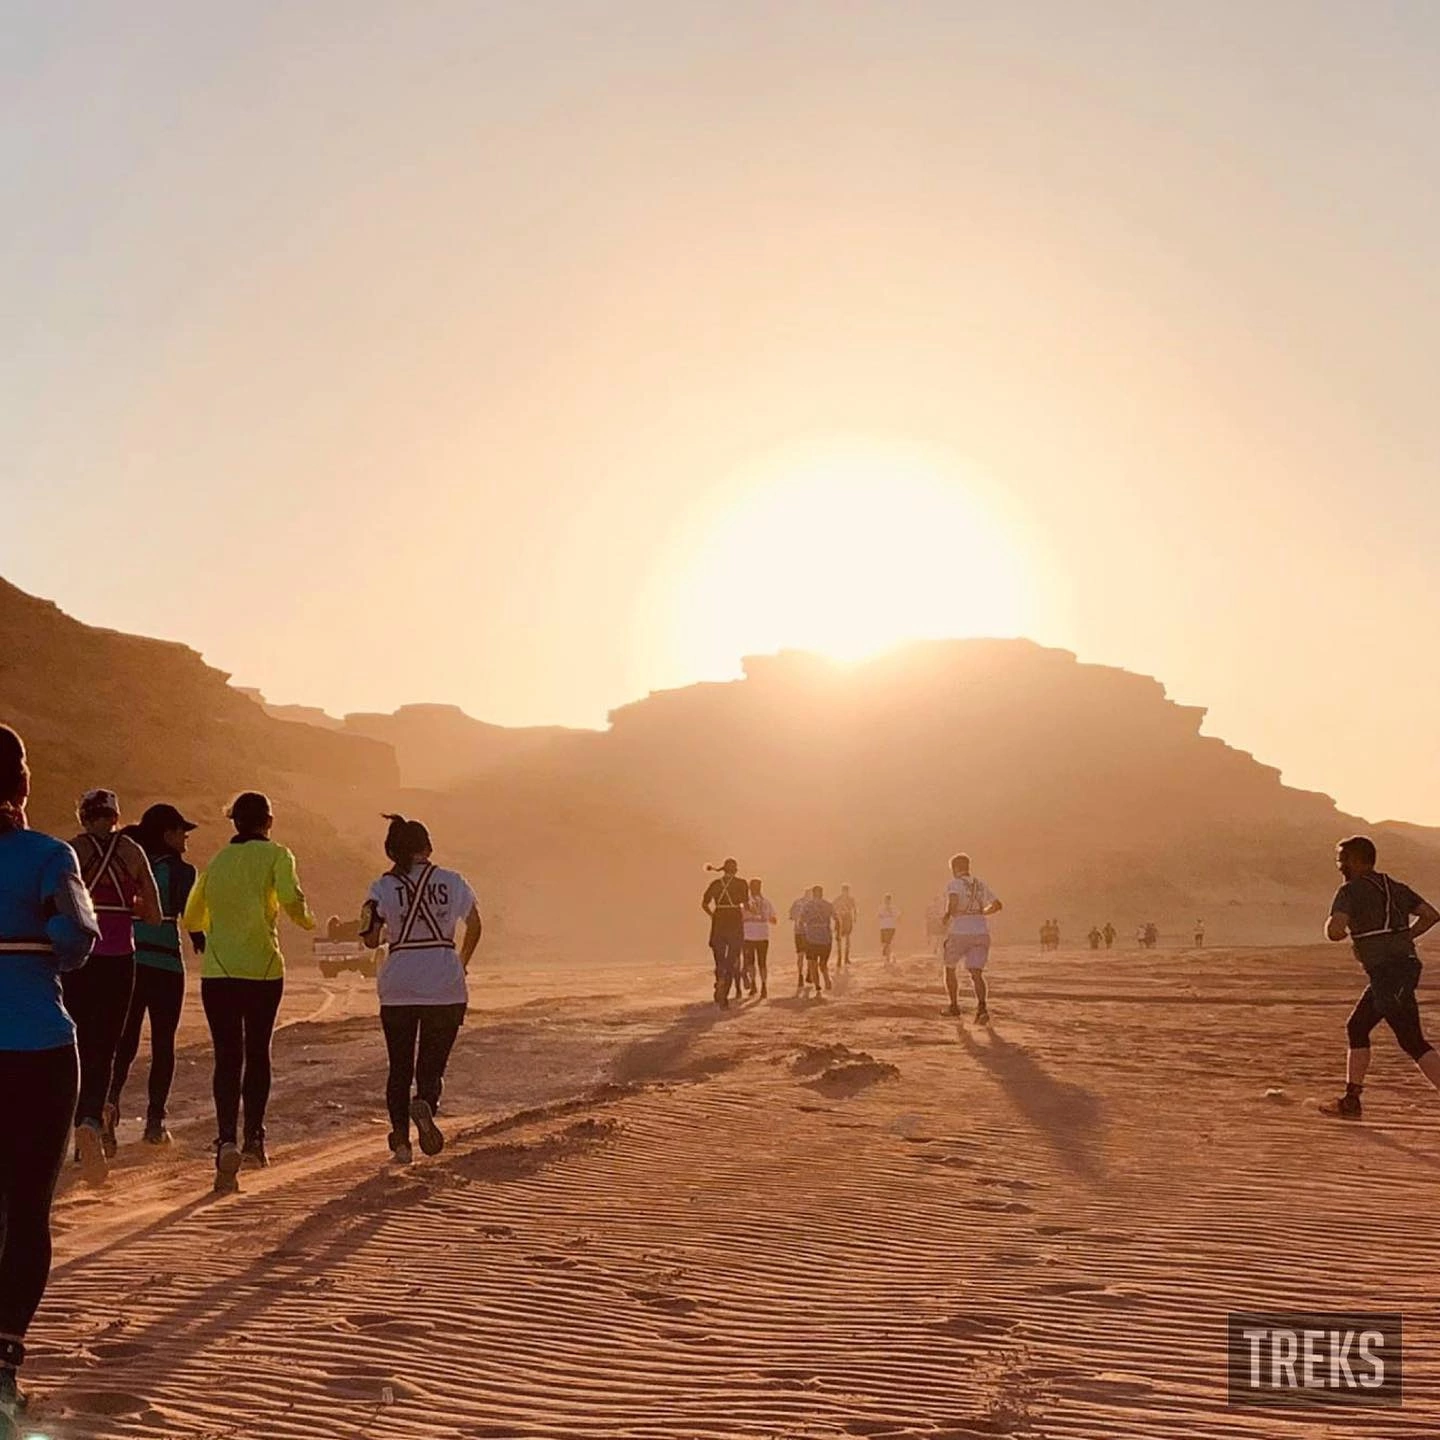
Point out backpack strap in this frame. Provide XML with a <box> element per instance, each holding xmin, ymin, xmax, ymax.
<box><xmin>81</xmin><ymin>834</ymin><xmax>130</xmax><ymax>914</ymax></box>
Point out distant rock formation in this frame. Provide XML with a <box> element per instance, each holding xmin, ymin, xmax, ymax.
<box><xmin>0</xmin><ymin>579</ymin><xmax>398</xmax><ymax>910</ymax></box>
<box><xmin>6</xmin><ymin>577</ymin><xmax>1437</xmax><ymax>956</ymax></box>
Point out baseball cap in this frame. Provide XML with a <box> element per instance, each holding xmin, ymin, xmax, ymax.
<box><xmin>79</xmin><ymin>788</ymin><xmax>120</xmax><ymax>816</ymax></box>
<box><xmin>140</xmin><ymin>802</ymin><xmax>197</xmax><ymax>833</ymax></box>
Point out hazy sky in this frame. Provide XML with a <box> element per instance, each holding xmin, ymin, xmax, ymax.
<box><xmin>4</xmin><ymin>1</ymin><xmax>1439</xmax><ymax>823</ymax></box>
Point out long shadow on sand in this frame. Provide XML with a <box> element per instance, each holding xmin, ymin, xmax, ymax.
<box><xmin>958</xmin><ymin>1026</ymin><xmax>1106</xmax><ymax>1182</ymax></box>
<box><xmin>607</xmin><ymin>1000</ymin><xmax>735</xmax><ymax>1086</ymax></box>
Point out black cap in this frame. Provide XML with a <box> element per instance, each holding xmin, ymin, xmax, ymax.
<box><xmin>141</xmin><ymin>803</ymin><xmax>197</xmax><ymax>833</ymax></box>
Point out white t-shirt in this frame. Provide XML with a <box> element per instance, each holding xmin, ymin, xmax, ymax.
<box><xmin>878</xmin><ymin>905</ymin><xmax>900</xmax><ymax>930</ymax></box>
<box><xmin>367</xmin><ymin>862</ymin><xmax>477</xmax><ymax>1007</ymax></box>
<box><xmin>743</xmin><ymin>895</ymin><xmax>777</xmax><ymax>941</ymax></box>
<box><xmin>945</xmin><ymin>874</ymin><xmax>996</xmax><ymax>936</ymax></box>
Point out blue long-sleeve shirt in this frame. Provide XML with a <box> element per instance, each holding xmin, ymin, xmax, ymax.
<box><xmin>0</xmin><ymin>827</ymin><xmax>100</xmax><ymax>1050</ymax></box>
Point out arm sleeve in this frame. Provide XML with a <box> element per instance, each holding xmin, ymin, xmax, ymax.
<box><xmin>42</xmin><ymin>844</ymin><xmax>101</xmax><ymax>970</ymax></box>
<box><xmin>182</xmin><ymin>867</ymin><xmax>210</xmax><ymax>934</ymax></box>
<box><xmin>276</xmin><ymin>847</ymin><xmax>317</xmax><ymax>931</ymax></box>
<box><xmin>1330</xmin><ymin>884</ymin><xmax>1352</xmax><ymax>916</ymax></box>
<box><xmin>1400</xmin><ymin>883</ymin><xmax>1429</xmax><ymax>916</ymax></box>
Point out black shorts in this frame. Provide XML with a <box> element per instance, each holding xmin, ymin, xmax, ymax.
<box><xmin>794</xmin><ymin>930</ymin><xmax>806</xmax><ymax>954</ymax></box>
<box><xmin>880</xmin><ymin>928</ymin><xmax>896</xmax><ymax>945</ymax></box>
<box><xmin>805</xmin><ymin>940</ymin><xmax>833</xmax><ymax>963</ymax></box>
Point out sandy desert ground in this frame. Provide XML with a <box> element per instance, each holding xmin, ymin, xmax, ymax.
<box><xmin>20</xmin><ymin>940</ymin><xmax>1440</xmax><ymax>1439</ymax></box>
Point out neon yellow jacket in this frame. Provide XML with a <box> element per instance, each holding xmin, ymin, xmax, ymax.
<box><xmin>183</xmin><ymin>838</ymin><xmax>315</xmax><ymax>981</ymax></box>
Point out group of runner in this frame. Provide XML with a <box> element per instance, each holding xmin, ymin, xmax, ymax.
<box><xmin>703</xmin><ymin>863</ymin><xmax>900</xmax><ymax>1004</ymax></box>
<box><xmin>0</xmin><ymin>724</ymin><xmax>484</xmax><ymax>1427</ymax></box>
<box><xmin>701</xmin><ymin>855</ymin><xmax>1002</xmax><ymax>1020</ymax></box>
<box><xmin>6</xmin><ymin>707</ymin><xmax>1440</xmax><ymax>1428</ymax></box>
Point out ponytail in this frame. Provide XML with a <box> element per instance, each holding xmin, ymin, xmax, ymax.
<box><xmin>0</xmin><ymin>725</ymin><xmax>29</xmax><ymax>835</ymax></box>
<box><xmin>382</xmin><ymin>813</ymin><xmax>432</xmax><ymax>874</ymax></box>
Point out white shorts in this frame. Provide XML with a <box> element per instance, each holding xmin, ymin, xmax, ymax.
<box><xmin>944</xmin><ymin>934</ymin><xmax>990</xmax><ymax>971</ymax></box>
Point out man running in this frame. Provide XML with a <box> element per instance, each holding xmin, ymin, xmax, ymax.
<box><xmin>942</xmin><ymin>853</ymin><xmax>1003</xmax><ymax>1023</ymax></box>
<box><xmin>833</xmin><ymin>884</ymin><xmax>858</xmax><ymax>969</ymax></box>
<box><xmin>67</xmin><ymin>789</ymin><xmax>161</xmax><ymax>1183</ymax></box>
<box><xmin>701</xmin><ymin>859</ymin><xmax>748</xmax><ymax>1009</ymax></box>
<box><xmin>798</xmin><ymin>885</ymin><xmax>836</xmax><ymax>998</ymax></box>
<box><xmin>1102</xmin><ymin>921</ymin><xmax>1116</xmax><ymax>950</ymax></box>
<box><xmin>788</xmin><ymin>892</ymin><xmax>809</xmax><ymax>993</ymax></box>
<box><xmin>108</xmin><ymin>804</ymin><xmax>203</xmax><ymax>1147</ymax></box>
<box><xmin>1193</xmin><ymin>918</ymin><xmax>1205</xmax><ymax>947</ymax></box>
<box><xmin>1088</xmin><ymin>925</ymin><xmax>1102</xmax><ymax>951</ymax></box>
<box><xmin>1321</xmin><ymin>835</ymin><xmax>1440</xmax><ymax>1119</ymax></box>
<box><xmin>878</xmin><ymin>894</ymin><xmax>900</xmax><ymax>965</ymax></box>
<box><xmin>741</xmin><ymin>878</ymin><xmax>777</xmax><ymax>999</ymax></box>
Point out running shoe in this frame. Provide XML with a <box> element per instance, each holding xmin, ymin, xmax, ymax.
<box><xmin>0</xmin><ymin>1367</ymin><xmax>27</xmax><ymax>1425</ymax></box>
<box><xmin>214</xmin><ymin>1141</ymin><xmax>243</xmax><ymax>1195</ymax></box>
<box><xmin>101</xmin><ymin>1101</ymin><xmax>120</xmax><ymax>1158</ymax></box>
<box><xmin>390</xmin><ymin>1137</ymin><xmax>414</xmax><ymax>1166</ymax></box>
<box><xmin>974</xmin><ymin>1006</ymin><xmax>991</xmax><ymax>1026</ymax></box>
<box><xmin>241</xmin><ymin>1138</ymin><xmax>269</xmax><ymax>1169</ymax></box>
<box><xmin>75</xmin><ymin>1119</ymin><xmax>109</xmax><ymax>1187</ymax></box>
<box><xmin>143</xmin><ymin>1120</ymin><xmax>172</xmax><ymax>1146</ymax></box>
<box><xmin>410</xmin><ymin>1098</ymin><xmax>445</xmax><ymax>1157</ymax></box>
<box><xmin>1320</xmin><ymin>1092</ymin><xmax>1363</xmax><ymax>1120</ymax></box>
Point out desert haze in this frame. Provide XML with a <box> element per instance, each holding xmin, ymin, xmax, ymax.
<box><xmin>4</xmin><ymin>577</ymin><xmax>1440</xmax><ymax>1438</ymax></box>
<box><xmin>7</xmin><ymin>4</ymin><xmax>1440</xmax><ymax>1435</ymax></box>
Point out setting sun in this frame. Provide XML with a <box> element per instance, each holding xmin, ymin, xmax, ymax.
<box><xmin>657</xmin><ymin>440</ymin><xmax>1039</xmax><ymax>673</ymax></box>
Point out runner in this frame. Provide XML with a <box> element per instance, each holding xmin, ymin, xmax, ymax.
<box><xmin>1193</xmin><ymin>917</ymin><xmax>1206</xmax><ymax>947</ymax></box>
<box><xmin>832</xmin><ymin>884</ymin><xmax>858</xmax><ymax>968</ymax></box>
<box><xmin>1102</xmin><ymin>921</ymin><xmax>1116</xmax><ymax>950</ymax></box>
<box><xmin>0</xmin><ymin>726</ymin><xmax>99</xmax><ymax>1429</ymax></box>
<box><xmin>701</xmin><ymin>859</ymin><xmax>748</xmax><ymax>1008</ymax></box>
<box><xmin>798</xmin><ymin>885</ymin><xmax>836</xmax><ymax>998</ymax></box>
<box><xmin>788</xmin><ymin>892</ymin><xmax>809</xmax><ymax>993</ymax></box>
<box><xmin>878</xmin><ymin>893</ymin><xmax>900</xmax><ymax>965</ymax></box>
<box><xmin>66</xmin><ymin>789</ymin><xmax>161</xmax><ymax>1182</ymax></box>
<box><xmin>108</xmin><ymin>804</ymin><xmax>202</xmax><ymax>1147</ymax></box>
<box><xmin>183</xmin><ymin>791</ymin><xmax>316</xmax><ymax>1193</ymax></box>
<box><xmin>360</xmin><ymin>814</ymin><xmax>482</xmax><ymax>1165</ymax></box>
<box><xmin>741</xmin><ymin>877</ymin><xmax>777</xmax><ymax>1000</ymax></box>
<box><xmin>941</xmin><ymin>853</ymin><xmax>1003</xmax><ymax>1022</ymax></box>
<box><xmin>1087</xmin><ymin>925</ymin><xmax>1102</xmax><ymax>951</ymax></box>
<box><xmin>1321</xmin><ymin>835</ymin><xmax>1440</xmax><ymax>1119</ymax></box>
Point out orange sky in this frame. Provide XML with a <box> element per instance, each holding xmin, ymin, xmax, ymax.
<box><xmin>4</xmin><ymin>2</ymin><xmax>1439</xmax><ymax>823</ymax></box>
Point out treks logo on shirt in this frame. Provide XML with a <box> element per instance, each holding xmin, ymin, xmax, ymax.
<box><xmin>1227</xmin><ymin>1312</ymin><xmax>1401</xmax><ymax>1407</ymax></box>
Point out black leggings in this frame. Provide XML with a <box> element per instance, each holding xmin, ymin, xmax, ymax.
<box><xmin>201</xmin><ymin>977</ymin><xmax>284</xmax><ymax>1146</ymax></box>
<box><xmin>109</xmin><ymin>965</ymin><xmax>185</xmax><ymax>1123</ymax></box>
<box><xmin>61</xmin><ymin>953</ymin><xmax>135</xmax><ymax>1126</ymax></box>
<box><xmin>380</xmin><ymin>1005</ymin><xmax>466</xmax><ymax>1141</ymax></box>
<box><xmin>710</xmin><ymin>934</ymin><xmax>742</xmax><ymax>1002</ymax></box>
<box><xmin>0</xmin><ymin>1045</ymin><xmax>79</xmax><ymax>1350</ymax></box>
<box><xmin>1347</xmin><ymin>959</ymin><xmax>1432</xmax><ymax>1061</ymax></box>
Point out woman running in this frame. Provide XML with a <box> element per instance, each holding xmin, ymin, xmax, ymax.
<box><xmin>66</xmin><ymin>788</ymin><xmax>161</xmax><ymax>1182</ymax></box>
<box><xmin>360</xmin><ymin>815</ymin><xmax>482</xmax><ymax>1165</ymax></box>
<box><xmin>741</xmin><ymin>877</ymin><xmax>777</xmax><ymax>999</ymax></box>
<box><xmin>108</xmin><ymin>804</ymin><xmax>202</xmax><ymax>1147</ymax></box>
<box><xmin>183</xmin><ymin>792</ymin><xmax>315</xmax><ymax>1193</ymax></box>
<box><xmin>0</xmin><ymin>726</ymin><xmax>99</xmax><ymax>1428</ymax></box>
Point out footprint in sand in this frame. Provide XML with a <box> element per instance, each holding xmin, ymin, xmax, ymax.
<box><xmin>627</xmin><ymin>1289</ymin><xmax>699</xmax><ymax>1314</ymax></box>
<box><xmin>61</xmin><ymin>1390</ymin><xmax>153</xmax><ymax>1417</ymax></box>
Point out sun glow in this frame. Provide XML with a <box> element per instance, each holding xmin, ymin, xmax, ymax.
<box><xmin>658</xmin><ymin>440</ymin><xmax>1039</xmax><ymax>676</ymax></box>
